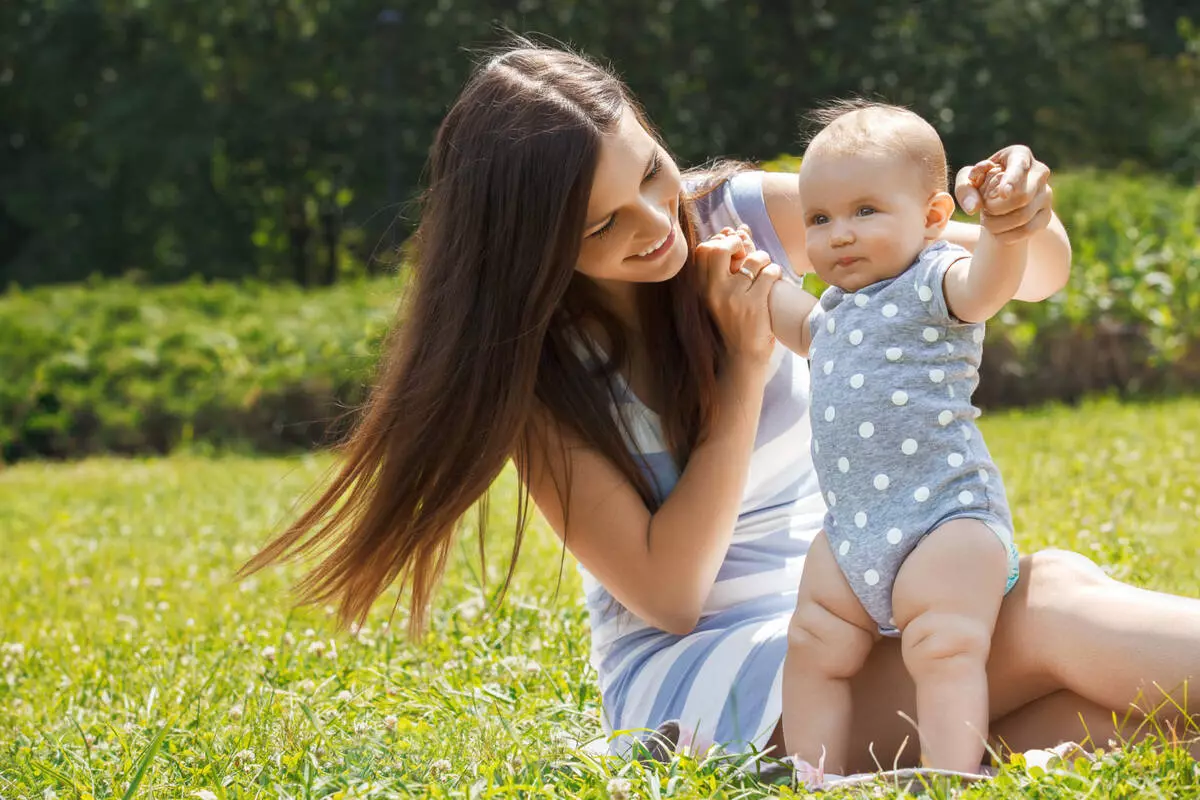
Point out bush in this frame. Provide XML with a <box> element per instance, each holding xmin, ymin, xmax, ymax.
<box><xmin>0</xmin><ymin>277</ymin><xmax>401</xmax><ymax>461</ymax></box>
<box><xmin>2</xmin><ymin>169</ymin><xmax>1197</xmax><ymax>461</ymax></box>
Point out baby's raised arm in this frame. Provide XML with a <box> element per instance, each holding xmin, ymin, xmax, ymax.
<box><xmin>942</xmin><ymin>163</ymin><xmax>1033</xmax><ymax>323</ymax></box>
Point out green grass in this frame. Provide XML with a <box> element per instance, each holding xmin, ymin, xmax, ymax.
<box><xmin>2</xmin><ymin>397</ymin><xmax>1199</xmax><ymax>798</ymax></box>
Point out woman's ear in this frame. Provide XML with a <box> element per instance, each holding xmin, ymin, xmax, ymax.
<box><xmin>924</xmin><ymin>191</ymin><xmax>957</xmax><ymax>238</ymax></box>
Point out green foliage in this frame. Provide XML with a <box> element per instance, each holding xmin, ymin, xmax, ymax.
<box><xmin>0</xmin><ymin>277</ymin><xmax>402</xmax><ymax>461</ymax></box>
<box><xmin>1</xmin><ymin>398</ymin><xmax>1199</xmax><ymax>795</ymax></box>
<box><xmin>0</xmin><ymin>0</ymin><xmax>1195</xmax><ymax>285</ymax></box>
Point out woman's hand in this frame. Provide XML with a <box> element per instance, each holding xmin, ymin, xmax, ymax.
<box><xmin>694</xmin><ymin>227</ymin><xmax>782</xmax><ymax>367</ymax></box>
<box><xmin>954</xmin><ymin>145</ymin><xmax>1054</xmax><ymax>246</ymax></box>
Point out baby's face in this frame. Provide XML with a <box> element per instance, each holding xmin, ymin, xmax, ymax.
<box><xmin>798</xmin><ymin>152</ymin><xmax>937</xmax><ymax>292</ymax></box>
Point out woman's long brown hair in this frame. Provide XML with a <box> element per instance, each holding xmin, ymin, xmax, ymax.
<box><xmin>238</xmin><ymin>42</ymin><xmax>733</xmax><ymax>636</ymax></box>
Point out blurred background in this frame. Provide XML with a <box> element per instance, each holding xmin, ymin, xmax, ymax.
<box><xmin>1</xmin><ymin>0</ymin><xmax>1197</xmax><ymax>461</ymax></box>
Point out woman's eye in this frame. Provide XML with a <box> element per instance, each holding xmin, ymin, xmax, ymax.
<box><xmin>643</xmin><ymin>154</ymin><xmax>662</xmax><ymax>183</ymax></box>
<box><xmin>590</xmin><ymin>216</ymin><xmax>616</xmax><ymax>239</ymax></box>
<box><xmin>856</xmin><ymin>206</ymin><xmax>877</xmax><ymax>217</ymax></box>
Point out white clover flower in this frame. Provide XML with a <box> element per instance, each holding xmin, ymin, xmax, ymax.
<box><xmin>192</xmin><ymin>790</ymin><xmax>218</xmax><ymax>800</ymax></box>
<box><xmin>260</xmin><ymin>646</ymin><xmax>276</xmax><ymax>662</ymax></box>
<box><xmin>353</xmin><ymin>720</ymin><xmax>371</xmax><ymax>735</ymax></box>
<box><xmin>232</xmin><ymin>748</ymin><xmax>256</xmax><ymax>769</ymax></box>
<box><xmin>606</xmin><ymin>777</ymin><xmax>632</xmax><ymax>800</ymax></box>
<box><xmin>336</xmin><ymin>690</ymin><xmax>353</xmax><ymax>703</ymax></box>
<box><xmin>283</xmin><ymin>632</ymin><xmax>296</xmax><ymax>646</ymax></box>
<box><xmin>298</xmin><ymin>679</ymin><xmax>316</xmax><ymax>694</ymax></box>
<box><xmin>383</xmin><ymin>715</ymin><xmax>398</xmax><ymax>731</ymax></box>
<box><xmin>429</xmin><ymin>759</ymin><xmax>452</xmax><ymax>775</ymax></box>
<box><xmin>228</xmin><ymin>705</ymin><xmax>243</xmax><ymax>722</ymax></box>
<box><xmin>307</xmin><ymin>640</ymin><xmax>327</xmax><ymax>656</ymax></box>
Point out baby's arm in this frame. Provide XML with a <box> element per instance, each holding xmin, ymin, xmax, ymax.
<box><xmin>769</xmin><ymin>279</ymin><xmax>819</xmax><ymax>357</ymax></box>
<box><xmin>942</xmin><ymin>165</ymin><xmax>1032</xmax><ymax>323</ymax></box>
<box><xmin>728</xmin><ymin>225</ymin><xmax>819</xmax><ymax>356</ymax></box>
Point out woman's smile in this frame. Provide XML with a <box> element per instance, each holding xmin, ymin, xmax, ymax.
<box><xmin>628</xmin><ymin>222</ymin><xmax>676</xmax><ymax>261</ymax></box>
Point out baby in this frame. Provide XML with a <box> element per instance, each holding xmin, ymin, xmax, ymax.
<box><xmin>764</xmin><ymin>101</ymin><xmax>1036</xmax><ymax>776</ymax></box>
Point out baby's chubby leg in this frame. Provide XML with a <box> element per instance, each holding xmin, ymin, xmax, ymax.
<box><xmin>892</xmin><ymin>518</ymin><xmax>1010</xmax><ymax>772</ymax></box>
<box><xmin>783</xmin><ymin>530</ymin><xmax>879</xmax><ymax>774</ymax></box>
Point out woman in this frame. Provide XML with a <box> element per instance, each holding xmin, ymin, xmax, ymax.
<box><xmin>241</xmin><ymin>43</ymin><xmax>1200</xmax><ymax>771</ymax></box>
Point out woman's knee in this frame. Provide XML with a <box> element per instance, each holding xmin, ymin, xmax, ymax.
<box><xmin>1020</xmin><ymin>548</ymin><xmax>1111</xmax><ymax>608</ymax></box>
<box><xmin>787</xmin><ymin>601</ymin><xmax>875</xmax><ymax>679</ymax></box>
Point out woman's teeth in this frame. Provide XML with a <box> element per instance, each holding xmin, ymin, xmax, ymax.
<box><xmin>637</xmin><ymin>230</ymin><xmax>670</xmax><ymax>257</ymax></box>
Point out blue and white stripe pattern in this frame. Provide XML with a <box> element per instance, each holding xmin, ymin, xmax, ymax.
<box><xmin>580</xmin><ymin>171</ymin><xmax>826</xmax><ymax>756</ymax></box>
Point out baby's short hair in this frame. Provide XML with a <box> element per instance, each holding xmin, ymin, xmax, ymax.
<box><xmin>802</xmin><ymin>100</ymin><xmax>948</xmax><ymax>196</ymax></box>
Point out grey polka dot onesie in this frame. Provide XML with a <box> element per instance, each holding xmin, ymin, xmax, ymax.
<box><xmin>807</xmin><ymin>240</ymin><xmax>1021</xmax><ymax>635</ymax></box>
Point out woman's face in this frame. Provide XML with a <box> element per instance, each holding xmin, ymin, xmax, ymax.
<box><xmin>576</xmin><ymin>107</ymin><xmax>687</xmax><ymax>287</ymax></box>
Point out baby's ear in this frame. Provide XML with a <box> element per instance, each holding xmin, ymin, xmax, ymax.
<box><xmin>924</xmin><ymin>191</ymin><xmax>956</xmax><ymax>238</ymax></box>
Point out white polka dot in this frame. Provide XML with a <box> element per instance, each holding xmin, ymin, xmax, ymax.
<box><xmin>848</xmin><ymin>329</ymin><xmax>864</xmax><ymax>346</ymax></box>
<box><xmin>839</xmin><ymin>540</ymin><xmax>851</xmax><ymax>556</ymax></box>
<box><xmin>973</xmin><ymin>327</ymin><xmax>985</xmax><ymax>344</ymax></box>
<box><xmin>823</xmin><ymin>360</ymin><xmax>834</xmax><ymax>375</ymax></box>
<box><xmin>938</xmin><ymin>410</ymin><xmax>954</xmax><ymax>426</ymax></box>
<box><xmin>827</xmin><ymin>491</ymin><xmax>837</xmax><ymax>507</ymax></box>
<box><xmin>959</xmin><ymin>490</ymin><xmax>975</xmax><ymax>505</ymax></box>
<box><xmin>859</xmin><ymin>421</ymin><xmax>875</xmax><ymax>439</ymax></box>
<box><xmin>864</xmin><ymin>569</ymin><xmax>880</xmax><ymax>586</ymax></box>
<box><xmin>949</xmin><ymin>386</ymin><xmax>956</xmax><ymax>399</ymax></box>
<box><xmin>854</xmin><ymin>511</ymin><xmax>868</xmax><ymax>528</ymax></box>
<box><xmin>891</xmin><ymin>390</ymin><xmax>908</xmax><ymax>406</ymax></box>
<box><xmin>854</xmin><ymin>294</ymin><xmax>869</xmax><ymax>308</ymax></box>
<box><xmin>873</xmin><ymin>474</ymin><xmax>890</xmax><ymax>490</ymax></box>
<box><xmin>979</xmin><ymin>469</ymin><xmax>990</xmax><ymax>484</ymax></box>
<box><xmin>882</xmin><ymin>303</ymin><xmax>898</xmax><ymax>318</ymax></box>
<box><xmin>946</xmin><ymin>342</ymin><xmax>955</xmax><ymax>354</ymax></box>
<box><xmin>886</xmin><ymin>528</ymin><xmax>903</xmax><ymax>544</ymax></box>
<box><xmin>922</xmin><ymin>327</ymin><xmax>939</xmax><ymax>342</ymax></box>
<box><xmin>849</xmin><ymin>374</ymin><xmax>865</xmax><ymax>389</ymax></box>
<box><xmin>901</xmin><ymin>438</ymin><xmax>919</xmax><ymax>455</ymax></box>
<box><xmin>838</xmin><ymin>457</ymin><xmax>850</xmax><ymax>473</ymax></box>
<box><xmin>886</xmin><ymin>347</ymin><xmax>903</xmax><ymax>362</ymax></box>
<box><xmin>827</xmin><ymin>318</ymin><xmax>836</xmax><ymax>333</ymax></box>
<box><xmin>929</xmin><ymin>368</ymin><xmax>945</xmax><ymax>383</ymax></box>
<box><xmin>813</xmin><ymin>439</ymin><xmax>820</xmax><ymax>454</ymax></box>
<box><xmin>914</xmin><ymin>486</ymin><xmax>930</xmax><ymax>502</ymax></box>
<box><xmin>966</xmin><ymin>364</ymin><xmax>977</xmax><ymax>377</ymax></box>
<box><xmin>948</xmin><ymin>453</ymin><xmax>964</xmax><ymax>467</ymax></box>
<box><xmin>824</xmin><ymin>406</ymin><xmax>836</xmax><ymax>422</ymax></box>
<box><xmin>918</xmin><ymin>285</ymin><xmax>934</xmax><ymax>302</ymax></box>
<box><xmin>962</xmin><ymin>425</ymin><xmax>972</xmax><ymax>441</ymax></box>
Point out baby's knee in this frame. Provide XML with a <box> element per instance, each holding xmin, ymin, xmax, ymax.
<box><xmin>901</xmin><ymin>612</ymin><xmax>992</xmax><ymax>677</ymax></box>
<box><xmin>787</xmin><ymin>601</ymin><xmax>874</xmax><ymax>679</ymax></box>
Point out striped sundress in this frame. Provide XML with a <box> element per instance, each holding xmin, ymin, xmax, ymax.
<box><xmin>578</xmin><ymin>171</ymin><xmax>827</xmax><ymax>757</ymax></box>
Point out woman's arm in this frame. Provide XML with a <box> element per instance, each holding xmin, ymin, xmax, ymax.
<box><xmin>522</xmin><ymin>357</ymin><xmax>768</xmax><ymax>636</ymax></box>
<box><xmin>947</xmin><ymin>145</ymin><xmax>1072</xmax><ymax>302</ymax></box>
<box><xmin>522</xmin><ymin>236</ymin><xmax>781</xmax><ymax>636</ymax></box>
<box><xmin>942</xmin><ymin>216</ymin><xmax>1070</xmax><ymax>302</ymax></box>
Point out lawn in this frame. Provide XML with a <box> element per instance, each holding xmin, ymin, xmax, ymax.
<box><xmin>2</xmin><ymin>397</ymin><xmax>1199</xmax><ymax>798</ymax></box>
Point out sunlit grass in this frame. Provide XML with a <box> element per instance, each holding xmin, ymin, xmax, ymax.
<box><xmin>2</xmin><ymin>397</ymin><xmax>1198</xmax><ymax>797</ymax></box>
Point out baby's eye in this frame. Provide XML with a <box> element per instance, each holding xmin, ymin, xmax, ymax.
<box><xmin>809</xmin><ymin>213</ymin><xmax>829</xmax><ymax>226</ymax></box>
<box><xmin>856</xmin><ymin>206</ymin><xmax>877</xmax><ymax>217</ymax></box>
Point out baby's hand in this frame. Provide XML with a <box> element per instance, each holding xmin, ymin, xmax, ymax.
<box><xmin>954</xmin><ymin>145</ymin><xmax>1054</xmax><ymax>245</ymax></box>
